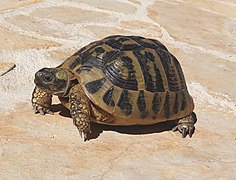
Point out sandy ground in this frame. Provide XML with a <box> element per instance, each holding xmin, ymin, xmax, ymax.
<box><xmin>0</xmin><ymin>0</ymin><xmax>236</xmax><ymax>179</ymax></box>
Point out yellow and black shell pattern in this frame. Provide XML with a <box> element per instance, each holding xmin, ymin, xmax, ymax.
<box><xmin>61</xmin><ymin>35</ymin><xmax>194</xmax><ymax>125</ymax></box>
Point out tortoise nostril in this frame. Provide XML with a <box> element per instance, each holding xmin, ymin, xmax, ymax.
<box><xmin>35</xmin><ymin>71</ymin><xmax>43</xmax><ymax>78</ymax></box>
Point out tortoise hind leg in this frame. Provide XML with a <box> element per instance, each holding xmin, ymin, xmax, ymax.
<box><xmin>172</xmin><ymin>112</ymin><xmax>197</xmax><ymax>138</ymax></box>
<box><xmin>91</xmin><ymin>104</ymin><xmax>114</xmax><ymax>124</ymax></box>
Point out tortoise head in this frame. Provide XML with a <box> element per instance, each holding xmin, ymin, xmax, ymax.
<box><xmin>34</xmin><ymin>68</ymin><xmax>77</xmax><ymax>96</ymax></box>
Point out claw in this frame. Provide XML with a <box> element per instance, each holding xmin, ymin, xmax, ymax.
<box><xmin>173</xmin><ymin>123</ymin><xmax>195</xmax><ymax>138</ymax></box>
<box><xmin>45</xmin><ymin>108</ymin><xmax>54</xmax><ymax>115</ymax></box>
<box><xmin>189</xmin><ymin>126</ymin><xmax>195</xmax><ymax>138</ymax></box>
<box><xmin>39</xmin><ymin>109</ymin><xmax>45</xmax><ymax>115</ymax></box>
<box><xmin>84</xmin><ymin>133</ymin><xmax>88</xmax><ymax>142</ymax></box>
<box><xmin>182</xmin><ymin>128</ymin><xmax>187</xmax><ymax>138</ymax></box>
<box><xmin>172</xmin><ymin>125</ymin><xmax>178</xmax><ymax>132</ymax></box>
<box><xmin>33</xmin><ymin>106</ymin><xmax>37</xmax><ymax>113</ymax></box>
<box><xmin>78</xmin><ymin>130</ymin><xmax>88</xmax><ymax>142</ymax></box>
<box><xmin>79</xmin><ymin>131</ymin><xmax>82</xmax><ymax>138</ymax></box>
<box><xmin>32</xmin><ymin>103</ymin><xmax>53</xmax><ymax>115</ymax></box>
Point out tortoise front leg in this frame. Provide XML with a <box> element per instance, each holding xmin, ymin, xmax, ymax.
<box><xmin>69</xmin><ymin>85</ymin><xmax>91</xmax><ymax>141</ymax></box>
<box><xmin>172</xmin><ymin>112</ymin><xmax>197</xmax><ymax>138</ymax></box>
<box><xmin>32</xmin><ymin>87</ymin><xmax>53</xmax><ymax>115</ymax></box>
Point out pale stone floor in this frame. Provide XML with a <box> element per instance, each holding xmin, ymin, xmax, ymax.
<box><xmin>0</xmin><ymin>0</ymin><xmax>236</xmax><ymax>179</ymax></box>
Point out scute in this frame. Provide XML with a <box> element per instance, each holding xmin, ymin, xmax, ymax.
<box><xmin>103</xmin><ymin>51</ymin><xmax>143</xmax><ymax>91</ymax></box>
<box><xmin>60</xmin><ymin>35</ymin><xmax>194</xmax><ymax>125</ymax></box>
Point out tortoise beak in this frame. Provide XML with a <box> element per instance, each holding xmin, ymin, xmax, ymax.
<box><xmin>34</xmin><ymin>68</ymin><xmax>55</xmax><ymax>86</ymax></box>
<box><xmin>34</xmin><ymin>71</ymin><xmax>43</xmax><ymax>85</ymax></box>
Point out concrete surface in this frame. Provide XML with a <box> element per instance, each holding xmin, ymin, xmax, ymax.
<box><xmin>0</xmin><ymin>0</ymin><xmax>236</xmax><ymax>179</ymax></box>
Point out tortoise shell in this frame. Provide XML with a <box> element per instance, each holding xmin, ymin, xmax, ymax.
<box><xmin>59</xmin><ymin>35</ymin><xmax>194</xmax><ymax>125</ymax></box>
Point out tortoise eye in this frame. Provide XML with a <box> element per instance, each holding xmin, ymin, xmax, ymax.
<box><xmin>44</xmin><ymin>74</ymin><xmax>53</xmax><ymax>82</ymax></box>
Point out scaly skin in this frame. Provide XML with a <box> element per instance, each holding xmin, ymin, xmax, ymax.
<box><xmin>32</xmin><ymin>87</ymin><xmax>53</xmax><ymax>115</ymax></box>
<box><xmin>69</xmin><ymin>85</ymin><xmax>91</xmax><ymax>141</ymax></box>
<box><xmin>172</xmin><ymin>112</ymin><xmax>197</xmax><ymax>138</ymax></box>
<box><xmin>90</xmin><ymin>104</ymin><xmax>112</xmax><ymax>124</ymax></box>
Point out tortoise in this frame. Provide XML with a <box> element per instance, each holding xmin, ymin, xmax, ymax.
<box><xmin>32</xmin><ymin>35</ymin><xmax>196</xmax><ymax>140</ymax></box>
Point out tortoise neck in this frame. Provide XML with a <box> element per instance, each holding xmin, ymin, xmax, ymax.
<box><xmin>62</xmin><ymin>77</ymin><xmax>78</xmax><ymax>97</ymax></box>
<box><xmin>57</xmin><ymin>68</ymin><xmax>78</xmax><ymax>97</ymax></box>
